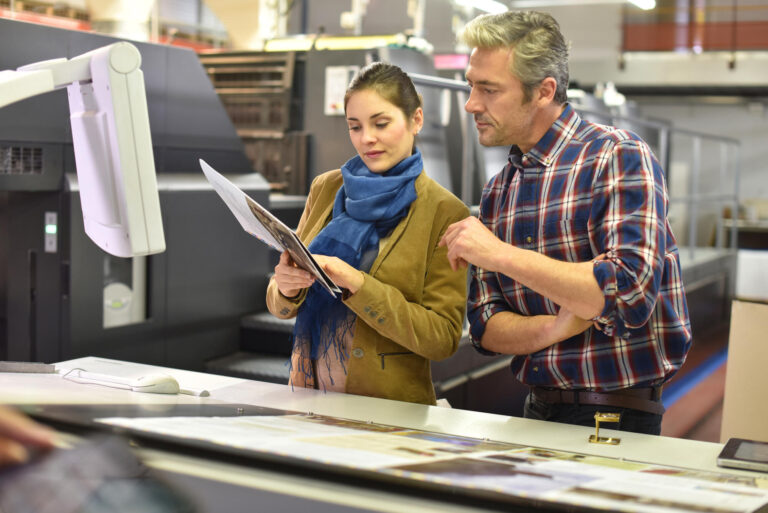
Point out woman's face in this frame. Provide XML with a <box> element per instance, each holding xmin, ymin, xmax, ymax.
<box><xmin>345</xmin><ymin>89</ymin><xmax>423</xmax><ymax>174</ymax></box>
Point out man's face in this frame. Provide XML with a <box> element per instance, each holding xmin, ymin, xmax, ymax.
<box><xmin>464</xmin><ymin>47</ymin><xmax>538</xmax><ymax>150</ymax></box>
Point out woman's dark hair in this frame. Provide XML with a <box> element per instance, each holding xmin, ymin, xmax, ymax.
<box><xmin>344</xmin><ymin>62</ymin><xmax>423</xmax><ymax>119</ymax></box>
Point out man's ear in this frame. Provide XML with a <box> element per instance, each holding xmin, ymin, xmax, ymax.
<box><xmin>536</xmin><ymin>77</ymin><xmax>558</xmax><ymax>105</ymax></box>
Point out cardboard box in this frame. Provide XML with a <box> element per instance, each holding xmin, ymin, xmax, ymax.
<box><xmin>735</xmin><ymin>250</ymin><xmax>768</xmax><ymax>302</ymax></box>
<box><xmin>720</xmin><ymin>300</ymin><xmax>768</xmax><ymax>443</ymax></box>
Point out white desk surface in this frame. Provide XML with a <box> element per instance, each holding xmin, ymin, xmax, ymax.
<box><xmin>0</xmin><ymin>356</ymin><xmax>760</xmax><ymax>512</ymax></box>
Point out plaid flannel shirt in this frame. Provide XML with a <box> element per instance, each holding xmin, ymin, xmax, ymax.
<box><xmin>468</xmin><ymin>104</ymin><xmax>691</xmax><ymax>391</ymax></box>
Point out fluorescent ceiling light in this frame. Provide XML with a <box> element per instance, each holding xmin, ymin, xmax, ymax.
<box><xmin>454</xmin><ymin>0</ymin><xmax>509</xmax><ymax>14</ymax></box>
<box><xmin>627</xmin><ymin>0</ymin><xmax>655</xmax><ymax>9</ymax></box>
<box><xmin>509</xmin><ymin>0</ymin><xmax>655</xmax><ymax>9</ymax></box>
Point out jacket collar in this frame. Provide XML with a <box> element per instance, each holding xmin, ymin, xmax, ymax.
<box><xmin>309</xmin><ymin>170</ymin><xmax>426</xmax><ymax>277</ymax></box>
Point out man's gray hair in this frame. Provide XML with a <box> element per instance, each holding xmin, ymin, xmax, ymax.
<box><xmin>459</xmin><ymin>11</ymin><xmax>569</xmax><ymax>104</ymax></box>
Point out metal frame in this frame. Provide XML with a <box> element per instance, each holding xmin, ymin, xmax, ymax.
<box><xmin>409</xmin><ymin>73</ymin><xmax>741</xmax><ymax>263</ymax></box>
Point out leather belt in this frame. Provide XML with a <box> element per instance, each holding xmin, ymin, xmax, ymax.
<box><xmin>530</xmin><ymin>386</ymin><xmax>665</xmax><ymax>416</ymax></box>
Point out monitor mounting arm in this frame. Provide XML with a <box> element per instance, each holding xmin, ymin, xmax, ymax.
<box><xmin>0</xmin><ymin>43</ymin><xmax>165</xmax><ymax>258</ymax></box>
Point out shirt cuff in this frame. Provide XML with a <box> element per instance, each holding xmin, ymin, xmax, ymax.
<box><xmin>592</xmin><ymin>258</ymin><xmax>617</xmax><ymax>335</ymax></box>
<box><xmin>468</xmin><ymin>305</ymin><xmax>504</xmax><ymax>356</ymax></box>
<box><xmin>469</xmin><ymin>333</ymin><xmax>500</xmax><ymax>356</ymax></box>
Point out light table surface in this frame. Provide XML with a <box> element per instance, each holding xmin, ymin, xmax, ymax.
<box><xmin>0</xmin><ymin>356</ymin><xmax>762</xmax><ymax>512</ymax></box>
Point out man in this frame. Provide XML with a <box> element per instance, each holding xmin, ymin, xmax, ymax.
<box><xmin>440</xmin><ymin>11</ymin><xmax>690</xmax><ymax>435</ymax></box>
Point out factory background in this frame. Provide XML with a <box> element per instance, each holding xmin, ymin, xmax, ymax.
<box><xmin>2</xmin><ymin>0</ymin><xmax>767</xmax><ymax>444</ymax></box>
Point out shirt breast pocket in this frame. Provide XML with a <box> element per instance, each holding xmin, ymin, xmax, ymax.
<box><xmin>542</xmin><ymin>216</ymin><xmax>593</xmax><ymax>262</ymax></box>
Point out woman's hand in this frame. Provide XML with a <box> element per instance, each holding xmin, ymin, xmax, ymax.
<box><xmin>274</xmin><ymin>251</ymin><xmax>315</xmax><ymax>298</ymax></box>
<box><xmin>313</xmin><ymin>255</ymin><xmax>364</xmax><ymax>294</ymax></box>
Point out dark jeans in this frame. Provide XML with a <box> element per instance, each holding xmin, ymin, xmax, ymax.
<box><xmin>523</xmin><ymin>392</ymin><xmax>663</xmax><ymax>435</ymax></box>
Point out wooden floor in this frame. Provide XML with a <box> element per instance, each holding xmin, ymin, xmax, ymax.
<box><xmin>660</xmin><ymin>322</ymin><xmax>730</xmax><ymax>442</ymax></box>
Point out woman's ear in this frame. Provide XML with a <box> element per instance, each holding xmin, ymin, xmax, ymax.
<box><xmin>411</xmin><ymin>107</ymin><xmax>424</xmax><ymax>134</ymax></box>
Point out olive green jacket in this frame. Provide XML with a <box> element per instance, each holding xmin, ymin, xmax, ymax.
<box><xmin>266</xmin><ymin>169</ymin><xmax>469</xmax><ymax>405</ymax></box>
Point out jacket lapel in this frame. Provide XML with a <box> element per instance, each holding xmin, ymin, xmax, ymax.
<box><xmin>369</xmin><ymin>172</ymin><xmax>425</xmax><ymax>276</ymax></box>
<box><xmin>304</xmin><ymin>175</ymin><xmax>339</xmax><ymax>243</ymax></box>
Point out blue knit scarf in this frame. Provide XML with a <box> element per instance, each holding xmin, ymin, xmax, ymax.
<box><xmin>291</xmin><ymin>149</ymin><xmax>423</xmax><ymax>386</ymax></box>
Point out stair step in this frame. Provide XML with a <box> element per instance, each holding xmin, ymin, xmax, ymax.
<box><xmin>242</xmin><ymin>311</ymin><xmax>295</xmax><ymax>333</ymax></box>
<box><xmin>206</xmin><ymin>351</ymin><xmax>289</xmax><ymax>384</ymax></box>
<box><xmin>240</xmin><ymin>311</ymin><xmax>294</xmax><ymax>354</ymax></box>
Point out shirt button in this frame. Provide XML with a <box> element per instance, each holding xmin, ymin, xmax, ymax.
<box><xmin>533</xmin><ymin>366</ymin><xmax>539</xmax><ymax>372</ymax></box>
<box><xmin>352</xmin><ymin>348</ymin><xmax>364</xmax><ymax>358</ymax></box>
<box><xmin>525</xmin><ymin>236</ymin><xmax>533</xmax><ymax>244</ymax></box>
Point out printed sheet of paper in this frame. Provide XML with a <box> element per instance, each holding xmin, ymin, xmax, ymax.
<box><xmin>200</xmin><ymin>159</ymin><xmax>341</xmax><ymax>297</ymax></box>
<box><xmin>98</xmin><ymin>413</ymin><xmax>768</xmax><ymax>513</ymax></box>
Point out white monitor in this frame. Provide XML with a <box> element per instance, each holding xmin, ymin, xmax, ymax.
<box><xmin>0</xmin><ymin>42</ymin><xmax>165</xmax><ymax>258</ymax></box>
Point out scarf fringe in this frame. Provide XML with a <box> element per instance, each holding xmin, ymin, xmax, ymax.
<box><xmin>289</xmin><ymin>305</ymin><xmax>355</xmax><ymax>390</ymax></box>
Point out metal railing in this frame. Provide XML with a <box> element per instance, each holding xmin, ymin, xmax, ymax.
<box><xmin>409</xmin><ymin>73</ymin><xmax>741</xmax><ymax>260</ymax></box>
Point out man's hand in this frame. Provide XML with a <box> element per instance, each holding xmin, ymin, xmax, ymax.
<box><xmin>439</xmin><ymin>216</ymin><xmax>506</xmax><ymax>271</ymax></box>
<box><xmin>274</xmin><ymin>251</ymin><xmax>315</xmax><ymax>298</ymax></box>
<box><xmin>313</xmin><ymin>255</ymin><xmax>364</xmax><ymax>295</ymax></box>
<box><xmin>548</xmin><ymin>307</ymin><xmax>593</xmax><ymax>343</ymax></box>
<box><xmin>481</xmin><ymin>307</ymin><xmax>593</xmax><ymax>355</ymax></box>
<box><xmin>0</xmin><ymin>405</ymin><xmax>57</xmax><ymax>466</ymax></box>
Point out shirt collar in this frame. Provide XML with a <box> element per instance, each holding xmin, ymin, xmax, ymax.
<box><xmin>509</xmin><ymin>103</ymin><xmax>580</xmax><ymax>168</ymax></box>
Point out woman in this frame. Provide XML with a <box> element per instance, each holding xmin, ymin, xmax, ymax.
<box><xmin>266</xmin><ymin>62</ymin><xmax>468</xmax><ymax>405</ymax></box>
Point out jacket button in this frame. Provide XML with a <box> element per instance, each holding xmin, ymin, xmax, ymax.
<box><xmin>352</xmin><ymin>348</ymin><xmax>364</xmax><ymax>358</ymax></box>
<box><xmin>525</xmin><ymin>236</ymin><xmax>533</xmax><ymax>244</ymax></box>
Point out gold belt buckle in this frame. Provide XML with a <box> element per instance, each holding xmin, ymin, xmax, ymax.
<box><xmin>588</xmin><ymin>412</ymin><xmax>621</xmax><ymax>445</ymax></box>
